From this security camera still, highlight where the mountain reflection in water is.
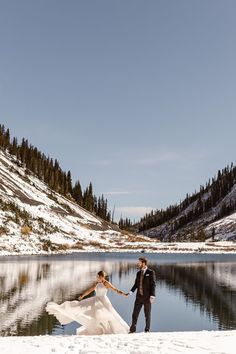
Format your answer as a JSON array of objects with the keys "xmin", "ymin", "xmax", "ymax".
[{"xmin": 0, "ymin": 253, "xmax": 235, "ymax": 336}]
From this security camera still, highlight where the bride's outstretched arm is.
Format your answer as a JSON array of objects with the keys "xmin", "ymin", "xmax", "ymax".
[
  {"xmin": 78, "ymin": 283, "xmax": 97, "ymax": 300},
  {"xmin": 104, "ymin": 281, "xmax": 128, "ymax": 297}
]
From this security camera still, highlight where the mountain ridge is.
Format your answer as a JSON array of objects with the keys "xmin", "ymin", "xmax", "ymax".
[
  {"xmin": 136, "ymin": 165, "xmax": 236, "ymax": 241},
  {"xmin": 0, "ymin": 148, "xmax": 153, "ymax": 255}
]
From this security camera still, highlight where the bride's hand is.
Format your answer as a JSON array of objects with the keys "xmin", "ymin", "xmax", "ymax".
[{"xmin": 78, "ymin": 295, "xmax": 83, "ymax": 301}]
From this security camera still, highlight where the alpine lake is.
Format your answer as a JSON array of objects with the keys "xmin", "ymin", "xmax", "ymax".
[{"xmin": 0, "ymin": 252, "xmax": 235, "ymax": 336}]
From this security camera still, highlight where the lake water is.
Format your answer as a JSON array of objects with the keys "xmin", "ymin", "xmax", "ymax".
[{"xmin": 0, "ymin": 252, "xmax": 236, "ymax": 336}]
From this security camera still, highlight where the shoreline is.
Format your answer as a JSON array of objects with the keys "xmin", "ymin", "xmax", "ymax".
[
  {"xmin": 0, "ymin": 241, "xmax": 236, "ymax": 257},
  {"xmin": 0, "ymin": 330, "xmax": 235, "ymax": 354},
  {"xmin": 1, "ymin": 250, "xmax": 236, "ymax": 257}
]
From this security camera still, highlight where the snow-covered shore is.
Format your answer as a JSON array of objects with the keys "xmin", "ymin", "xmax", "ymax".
[
  {"xmin": 0, "ymin": 331, "xmax": 235, "ymax": 354},
  {"xmin": 0, "ymin": 241, "xmax": 236, "ymax": 256}
]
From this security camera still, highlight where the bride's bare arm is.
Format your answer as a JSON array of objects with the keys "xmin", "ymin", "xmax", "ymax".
[
  {"xmin": 79, "ymin": 283, "xmax": 97, "ymax": 300},
  {"xmin": 104, "ymin": 280, "xmax": 127, "ymax": 297}
]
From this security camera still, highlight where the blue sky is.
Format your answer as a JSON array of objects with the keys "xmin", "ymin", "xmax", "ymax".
[{"xmin": 1, "ymin": 0, "xmax": 236, "ymax": 221}]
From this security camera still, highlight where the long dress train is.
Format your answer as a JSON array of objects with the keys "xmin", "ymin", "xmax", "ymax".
[{"xmin": 45, "ymin": 282, "xmax": 129, "ymax": 335}]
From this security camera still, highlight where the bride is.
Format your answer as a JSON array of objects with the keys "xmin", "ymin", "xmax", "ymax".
[{"xmin": 46, "ymin": 270, "xmax": 129, "ymax": 335}]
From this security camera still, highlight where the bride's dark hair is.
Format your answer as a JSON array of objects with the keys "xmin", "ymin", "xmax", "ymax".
[{"xmin": 97, "ymin": 270, "xmax": 109, "ymax": 281}]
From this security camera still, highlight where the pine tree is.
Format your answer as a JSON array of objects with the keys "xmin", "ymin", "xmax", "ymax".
[
  {"xmin": 67, "ymin": 171, "xmax": 73, "ymax": 195},
  {"xmin": 72, "ymin": 180, "xmax": 83, "ymax": 204}
]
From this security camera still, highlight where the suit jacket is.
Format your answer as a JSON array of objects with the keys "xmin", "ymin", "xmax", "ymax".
[{"xmin": 130, "ymin": 268, "xmax": 156, "ymax": 301}]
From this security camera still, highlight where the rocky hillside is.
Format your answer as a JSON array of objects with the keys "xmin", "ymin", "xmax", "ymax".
[
  {"xmin": 0, "ymin": 149, "xmax": 152, "ymax": 255},
  {"xmin": 142, "ymin": 186, "xmax": 236, "ymax": 242}
]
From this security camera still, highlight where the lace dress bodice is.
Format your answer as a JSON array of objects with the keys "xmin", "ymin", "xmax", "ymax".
[{"xmin": 95, "ymin": 282, "xmax": 108, "ymax": 297}]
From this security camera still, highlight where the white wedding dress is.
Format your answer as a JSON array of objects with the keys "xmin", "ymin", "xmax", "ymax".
[{"xmin": 46, "ymin": 282, "xmax": 129, "ymax": 335}]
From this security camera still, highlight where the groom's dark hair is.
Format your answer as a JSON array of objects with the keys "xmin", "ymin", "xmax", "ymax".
[{"xmin": 139, "ymin": 257, "xmax": 147, "ymax": 265}]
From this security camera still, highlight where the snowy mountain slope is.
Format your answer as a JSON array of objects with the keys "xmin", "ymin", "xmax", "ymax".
[
  {"xmin": 0, "ymin": 149, "xmax": 153, "ymax": 255},
  {"xmin": 143, "ymin": 184, "xmax": 236, "ymax": 241},
  {"xmin": 1, "ymin": 148, "xmax": 235, "ymax": 254},
  {"xmin": 205, "ymin": 212, "xmax": 236, "ymax": 241}
]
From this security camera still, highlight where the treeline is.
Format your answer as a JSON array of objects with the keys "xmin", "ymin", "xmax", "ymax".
[
  {"xmin": 138, "ymin": 163, "xmax": 236, "ymax": 233},
  {"xmin": 0, "ymin": 124, "xmax": 111, "ymax": 221},
  {"xmin": 118, "ymin": 217, "xmax": 133, "ymax": 231}
]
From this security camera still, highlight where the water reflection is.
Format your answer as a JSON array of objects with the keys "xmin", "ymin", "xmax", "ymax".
[
  {"xmin": 151, "ymin": 262, "xmax": 236, "ymax": 330},
  {"xmin": 0, "ymin": 253, "xmax": 235, "ymax": 336}
]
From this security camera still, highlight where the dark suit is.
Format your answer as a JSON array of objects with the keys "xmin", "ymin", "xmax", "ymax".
[{"xmin": 130, "ymin": 268, "xmax": 156, "ymax": 332}]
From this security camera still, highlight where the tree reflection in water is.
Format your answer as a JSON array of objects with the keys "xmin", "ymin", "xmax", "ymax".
[{"xmin": 0, "ymin": 254, "xmax": 235, "ymax": 336}]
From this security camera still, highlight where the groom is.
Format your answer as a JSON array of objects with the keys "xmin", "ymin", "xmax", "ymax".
[{"xmin": 127, "ymin": 257, "xmax": 156, "ymax": 333}]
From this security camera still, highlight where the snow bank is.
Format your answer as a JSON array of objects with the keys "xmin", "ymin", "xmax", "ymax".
[
  {"xmin": 1, "ymin": 241, "xmax": 236, "ymax": 256},
  {"xmin": 0, "ymin": 331, "xmax": 235, "ymax": 354}
]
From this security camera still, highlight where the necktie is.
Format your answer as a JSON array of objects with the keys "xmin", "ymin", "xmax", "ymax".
[{"xmin": 139, "ymin": 270, "xmax": 144, "ymax": 295}]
